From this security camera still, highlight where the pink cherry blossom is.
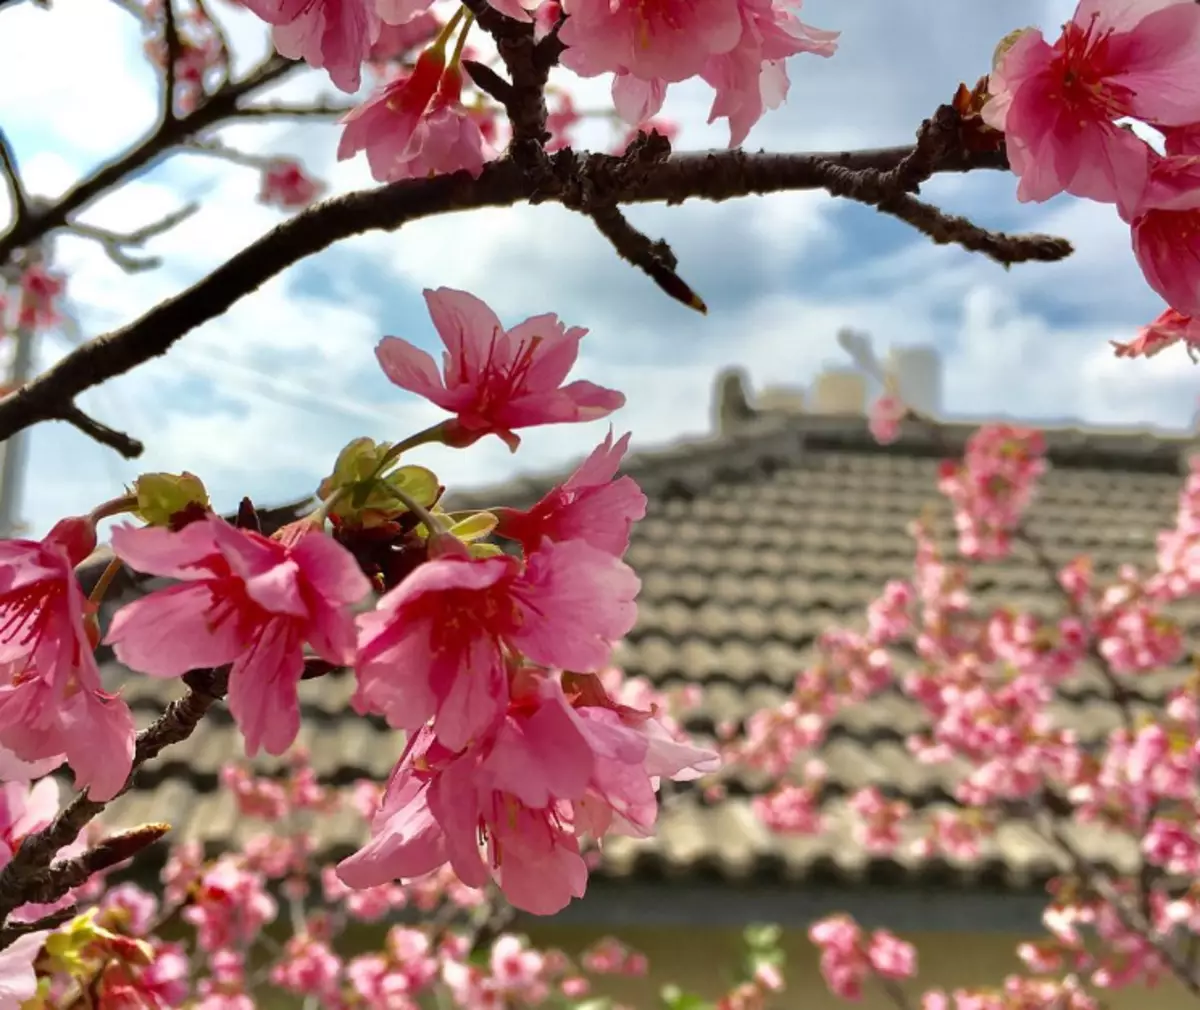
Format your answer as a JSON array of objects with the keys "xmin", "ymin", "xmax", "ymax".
[
  {"xmin": 984, "ymin": 0, "xmax": 1200, "ymax": 216},
  {"xmin": 338, "ymin": 716, "xmax": 591, "ymax": 915},
  {"xmin": 16, "ymin": 264, "xmax": 65, "ymax": 331},
  {"xmin": 240, "ymin": 0, "xmax": 379, "ymax": 93},
  {"xmin": 700, "ymin": 0, "xmax": 838, "ymax": 146},
  {"xmin": 352, "ymin": 539, "xmax": 640, "ymax": 750},
  {"xmin": 557, "ymin": 0, "xmax": 742, "ymax": 85},
  {"xmin": 337, "ymin": 47, "xmax": 446, "ymax": 182},
  {"xmin": 494, "ymin": 430, "xmax": 647, "ymax": 557},
  {"xmin": 368, "ymin": 12, "xmax": 439, "ymax": 67},
  {"xmin": 375, "ymin": 287, "xmax": 625, "ymax": 451},
  {"xmin": 105, "ymin": 516, "xmax": 371, "ymax": 757},
  {"xmin": 868, "ymin": 392, "xmax": 906, "ymax": 445},
  {"xmin": 259, "ymin": 160, "xmax": 324, "ymax": 209},
  {"xmin": 0, "ymin": 517, "xmax": 135, "ymax": 802},
  {"xmin": 0, "ymin": 929, "xmax": 48, "ymax": 1008},
  {"xmin": 1129, "ymin": 154, "xmax": 1200, "ymax": 317},
  {"xmin": 1112, "ymin": 306, "xmax": 1200, "ymax": 359},
  {"xmin": 381, "ymin": 67, "xmax": 496, "ymax": 182}
]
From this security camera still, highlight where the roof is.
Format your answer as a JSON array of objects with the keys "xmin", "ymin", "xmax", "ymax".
[{"xmin": 91, "ymin": 406, "xmax": 1200, "ymax": 904}]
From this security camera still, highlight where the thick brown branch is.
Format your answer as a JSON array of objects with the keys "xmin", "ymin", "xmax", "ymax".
[
  {"xmin": 0, "ymin": 144, "xmax": 1019, "ymax": 446},
  {"xmin": 0, "ymin": 54, "xmax": 297, "ymax": 264},
  {"xmin": 0, "ymin": 668, "xmax": 229, "ymax": 931}
]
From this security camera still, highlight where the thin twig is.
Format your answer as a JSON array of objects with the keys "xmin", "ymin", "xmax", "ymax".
[
  {"xmin": 1048, "ymin": 822, "xmax": 1200, "ymax": 997},
  {"xmin": 184, "ymin": 137, "xmax": 282, "ymax": 171},
  {"xmin": 229, "ymin": 99, "xmax": 356, "ymax": 119},
  {"xmin": 0, "ymin": 142, "xmax": 1021, "ymax": 449},
  {"xmin": 0, "ymin": 127, "xmax": 28, "ymax": 226},
  {"xmin": 0, "ymin": 905, "xmax": 77, "ymax": 947},
  {"xmin": 66, "ymin": 202, "xmax": 199, "ymax": 273},
  {"xmin": 0, "ymin": 53, "xmax": 297, "ymax": 264},
  {"xmin": 58, "ymin": 403, "xmax": 144, "ymax": 457}
]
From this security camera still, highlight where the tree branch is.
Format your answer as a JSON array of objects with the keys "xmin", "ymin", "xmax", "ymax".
[
  {"xmin": 160, "ymin": 0, "xmax": 182, "ymax": 123},
  {"xmin": 66, "ymin": 202, "xmax": 199, "ymax": 273},
  {"xmin": 0, "ymin": 53, "xmax": 298, "ymax": 264},
  {"xmin": 0, "ymin": 127, "xmax": 29, "ymax": 227},
  {"xmin": 229, "ymin": 99, "xmax": 356, "ymax": 119},
  {"xmin": 58, "ymin": 403, "xmax": 144, "ymax": 456},
  {"xmin": 0, "ymin": 143, "xmax": 1032, "ymax": 449}
]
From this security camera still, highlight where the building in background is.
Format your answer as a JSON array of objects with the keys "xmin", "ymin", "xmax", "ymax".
[{"xmin": 88, "ymin": 360, "xmax": 1200, "ymax": 1009}]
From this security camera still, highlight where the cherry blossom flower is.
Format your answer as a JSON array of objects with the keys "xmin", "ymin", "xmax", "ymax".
[
  {"xmin": 106, "ymin": 516, "xmax": 371, "ymax": 757},
  {"xmin": 0, "ymin": 930, "xmax": 48, "ymax": 1008},
  {"xmin": 259, "ymin": 160, "xmax": 324, "ymax": 209},
  {"xmin": 352, "ymin": 540, "xmax": 640, "ymax": 750},
  {"xmin": 984, "ymin": 0, "xmax": 1200, "ymax": 216},
  {"xmin": 381, "ymin": 67, "xmax": 497, "ymax": 181},
  {"xmin": 240, "ymin": 0, "xmax": 379, "ymax": 93},
  {"xmin": 1112, "ymin": 306, "xmax": 1200, "ymax": 359},
  {"xmin": 0, "ymin": 517, "xmax": 135, "ymax": 802},
  {"xmin": 376, "ymin": 287, "xmax": 625, "ymax": 451},
  {"xmin": 494, "ymin": 430, "xmax": 647, "ymax": 557}
]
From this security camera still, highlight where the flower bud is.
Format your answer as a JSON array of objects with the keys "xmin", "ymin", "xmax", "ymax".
[{"xmin": 131, "ymin": 472, "xmax": 210, "ymax": 528}]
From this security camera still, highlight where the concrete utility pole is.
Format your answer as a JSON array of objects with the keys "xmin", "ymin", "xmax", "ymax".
[{"xmin": 0, "ymin": 324, "xmax": 34, "ymax": 538}]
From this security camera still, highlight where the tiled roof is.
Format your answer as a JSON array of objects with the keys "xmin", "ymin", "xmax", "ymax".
[{"xmin": 92, "ymin": 411, "xmax": 1200, "ymax": 894}]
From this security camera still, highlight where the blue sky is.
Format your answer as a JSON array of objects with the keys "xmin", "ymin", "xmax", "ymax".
[{"xmin": 0, "ymin": 0, "xmax": 1193, "ymax": 537}]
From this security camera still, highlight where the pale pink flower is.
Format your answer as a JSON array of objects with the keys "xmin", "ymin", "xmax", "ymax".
[
  {"xmin": 376, "ymin": 287, "xmax": 625, "ymax": 451},
  {"xmin": 564, "ymin": 671, "xmax": 720, "ymax": 838},
  {"xmin": 546, "ymin": 91, "xmax": 581, "ymax": 152},
  {"xmin": 557, "ymin": 0, "xmax": 741, "ymax": 84},
  {"xmin": 0, "ymin": 930, "xmax": 49, "ymax": 1008},
  {"xmin": 368, "ymin": 12, "xmax": 439, "ymax": 67},
  {"xmin": 352, "ymin": 540, "xmax": 640, "ymax": 750},
  {"xmin": 259, "ymin": 160, "xmax": 324, "ymax": 209},
  {"xmin": 106, "ymin": 516, "xmax": 371, "ymax": 757},
  {"xmin": 241, "ymin": 0, "xmax": 379, "ymax": 93},
  {"xmin": 1112, "ymin": 306, "xmax": 1200, "ymax": 358},
  {"xmin": 0, "ymin": 744, "xmax": 62, "ymax": 783},
  {"xmin": 383, "ymin": 67, "xmax": 496, "ymax": 181},
  {"xmin": 869, "ymin": 392, "xmax": 906, "ymax": 444},
  {"xmin": 0, "ymin": 517, "xmax": 135, "ymax": 802},
  {"xmin": 494, "ymin": 430, "xmax": 647, "ymax": 557},
  {"xmin": 701, "ymin": 0, "xmax": 837, "ymax": 146},
  {"xmin": 984, "ymin": 0, "xmax": 1200, "ymax": 216},
  {"xmin": 338, "ymin": 48, "xmax": 445, "ymax": 182},
  {"xmin": 611, "ymin": 74, "xmax": 667, "ymax": 127}
]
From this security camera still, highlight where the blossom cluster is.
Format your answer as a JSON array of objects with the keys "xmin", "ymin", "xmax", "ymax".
[
  {"xmin": 0, "ymin": 282, "xmax": 721, "ymax": 1005},
  {"xmin": 0, "ymin": 742, "xmax": 756, "ymax": 1007},
  {"xmin": 983, "ymin": 0, "xmax": 1200, "ymax": 359},
  {"xmin": 718, "ymin": 420, "xmax": 1200, "ymax": 1006}
]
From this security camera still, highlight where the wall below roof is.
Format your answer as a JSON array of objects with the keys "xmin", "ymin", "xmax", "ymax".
[{"xmin": 521, "ymin": 924, "xmax": 1192, "ymax": 1008}]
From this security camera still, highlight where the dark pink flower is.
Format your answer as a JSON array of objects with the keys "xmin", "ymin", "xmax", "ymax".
[
  {"xmin": 494, "ymin": 430, "xmax": 647, "ymax": 557},
  {"xmin": 106, "ymin": 517, "xmax": 371, "ymax": 757},
  {"xmin": 376, "ymin": 287, "xmax": 624, "ymax": 451},
  {"xmin": 352, "ymin": 539, "xmax": 640, "ymax": 750},
  {"xmin": 0, "ymin": 517, "xmax": 135, "ymax": 802}
]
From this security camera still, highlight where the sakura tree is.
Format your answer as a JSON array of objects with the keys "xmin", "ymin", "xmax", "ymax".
[{"xmin": 0, "ymin": 0, "xmax": 1199, "ymax": 1004}]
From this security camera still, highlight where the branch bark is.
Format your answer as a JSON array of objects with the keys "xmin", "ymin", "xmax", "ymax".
[
  {"xmin": 0, "ymin": 54, "xmax": 298, "ymax": 264},
  {"xmin": 0, "ymin": 143, "xmax": 1031, "ymax": 449}
]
